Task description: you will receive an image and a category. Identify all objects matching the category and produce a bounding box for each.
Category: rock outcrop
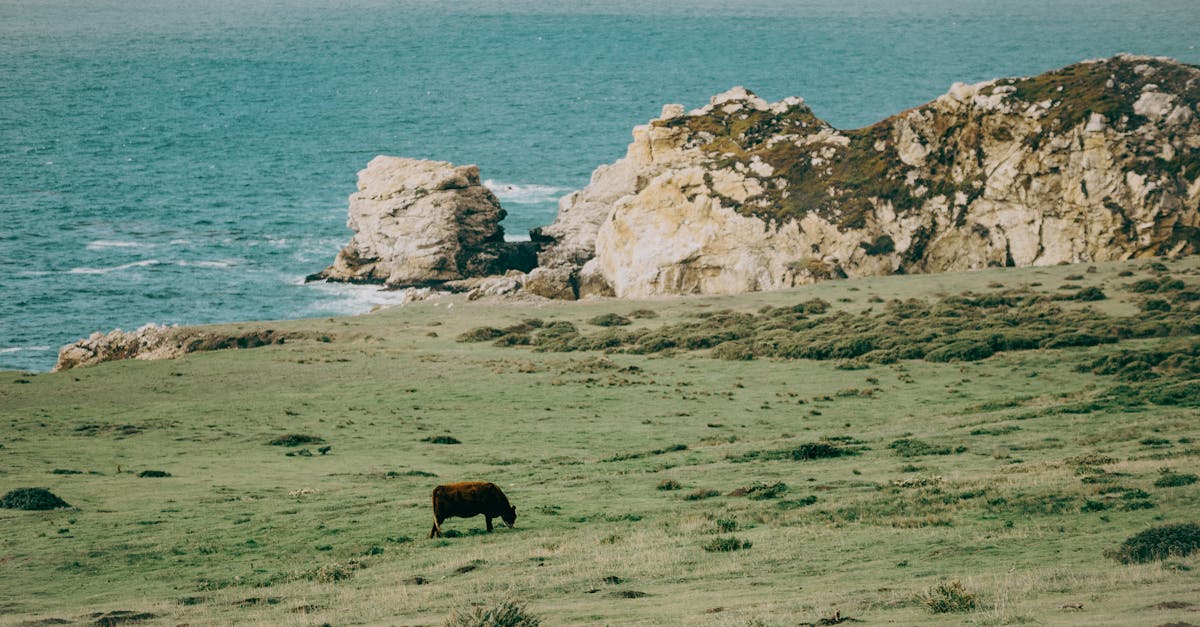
[54,324,293,371]
[533,55,1200,297]
[308,156,537,287]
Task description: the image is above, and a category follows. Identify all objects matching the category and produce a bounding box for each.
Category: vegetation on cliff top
[652,55,1200,231]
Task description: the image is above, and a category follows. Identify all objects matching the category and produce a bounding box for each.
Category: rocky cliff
[533,54,1200,298]
[308,156,536,287]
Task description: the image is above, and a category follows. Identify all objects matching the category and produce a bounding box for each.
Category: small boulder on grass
[1,487,71,510]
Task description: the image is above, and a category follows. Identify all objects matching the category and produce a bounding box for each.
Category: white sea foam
[302,280,440,315]
[484,180,566,205]
[68,259,161,274]
[86,240,153,251]
[503,233,532,242]
[177,260,238,268]
[0,345,51,354]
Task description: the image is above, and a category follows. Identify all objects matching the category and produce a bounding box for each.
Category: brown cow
[430,481,517,538]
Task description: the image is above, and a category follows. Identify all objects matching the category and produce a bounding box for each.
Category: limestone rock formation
[54,324,292,371]
[309,156,537,287]
[533,55,1200,298]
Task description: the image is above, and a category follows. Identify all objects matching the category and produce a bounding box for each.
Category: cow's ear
[511,506,517,512]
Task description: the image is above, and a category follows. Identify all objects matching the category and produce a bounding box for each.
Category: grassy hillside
[2,258,1199,626]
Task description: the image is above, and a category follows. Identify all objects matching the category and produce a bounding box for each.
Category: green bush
[588,313,632,327]
[746,482,788,500]
[684,489,720,501]
[268,434,324,447]
[1142,299,1172,313]
[1107,523,1200,563]
[457,327,507,342]
[1154,473,1198,488]
[889,438,953,457]
[444,599,541,627]
[920,580,977,613]
[1129,278,1161,293]
[925,340,994,362]
[1072,286,1107,301]
[656,479,682,491]
[1,488,71,510]
[627,309,659,319]
[702,536,752,552]
[711,341,755,360]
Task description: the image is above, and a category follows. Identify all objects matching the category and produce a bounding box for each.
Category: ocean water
[1,0,1197,372]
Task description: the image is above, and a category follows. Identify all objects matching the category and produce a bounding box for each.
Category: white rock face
[533,55,1200,298]
[311,156,531,286]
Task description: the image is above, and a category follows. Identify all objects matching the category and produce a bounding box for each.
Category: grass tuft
[702,536,752,552]
[444,599,541,627]
[920,580,977,613]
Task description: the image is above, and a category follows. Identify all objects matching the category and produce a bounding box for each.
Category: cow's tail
[430,487,443,538]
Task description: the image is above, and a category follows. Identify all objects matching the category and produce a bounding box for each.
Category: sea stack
[308,156,537,287]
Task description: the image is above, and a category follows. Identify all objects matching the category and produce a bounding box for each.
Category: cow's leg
[486,516,494,532]
[430,516,443,538]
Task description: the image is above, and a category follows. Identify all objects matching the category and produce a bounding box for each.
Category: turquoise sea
[1,0,1198,371]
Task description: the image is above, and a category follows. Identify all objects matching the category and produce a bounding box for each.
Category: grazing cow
[430,481,517,538]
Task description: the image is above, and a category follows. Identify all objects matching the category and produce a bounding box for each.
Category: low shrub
[1154,472,1199,488]
[711,341,755,361]
[920,580,977,613]
[656,479,682,491]
[1142,299,1172,313]
[889,438,954,457]
[137,470,171,478]
[444,599,541,627]
[735,442,856,462]
[746,482,788,500]
[457,327,507,342]
[268,434,324,447]
[628,309,659,319]
[588,313,632,327]
[1107,523,1200,563]
[422,435,461,445]
[702,536,751,552]
[924,340,994,362]
[1072,286,1107,301]
[684,489,720,501]
[1,487,71,510]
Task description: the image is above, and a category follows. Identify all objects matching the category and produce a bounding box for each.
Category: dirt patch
[1,488,71,511]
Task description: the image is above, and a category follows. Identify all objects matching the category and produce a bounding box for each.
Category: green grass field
[2,258,1199,626]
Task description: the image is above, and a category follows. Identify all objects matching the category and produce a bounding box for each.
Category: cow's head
[502,505,517,528]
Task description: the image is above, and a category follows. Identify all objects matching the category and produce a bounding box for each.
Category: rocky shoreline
[56,54,1200,369]
[309,53,1199,300]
